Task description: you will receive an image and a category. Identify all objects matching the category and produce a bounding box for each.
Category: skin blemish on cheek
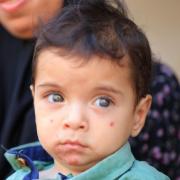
[49,119,54,123]
[110,121,114,127]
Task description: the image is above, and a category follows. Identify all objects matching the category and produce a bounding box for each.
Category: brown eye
[48,93,64,103]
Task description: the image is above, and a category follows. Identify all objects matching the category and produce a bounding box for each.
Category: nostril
[64,124,70,128]
[80,125,85,129]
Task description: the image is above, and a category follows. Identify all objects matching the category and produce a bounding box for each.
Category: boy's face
[32,50,151,174]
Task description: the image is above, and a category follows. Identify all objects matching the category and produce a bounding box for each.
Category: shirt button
[17,158,26,167]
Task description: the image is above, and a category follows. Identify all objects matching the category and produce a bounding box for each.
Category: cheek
[36,119,54,137]
[37,120,56,148]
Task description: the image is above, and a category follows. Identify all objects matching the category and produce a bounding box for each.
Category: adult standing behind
[0,0,64,179]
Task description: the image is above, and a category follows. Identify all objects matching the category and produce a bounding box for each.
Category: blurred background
[125,0,180,78]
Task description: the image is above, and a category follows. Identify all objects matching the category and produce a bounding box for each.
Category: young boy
[5,0,170,179]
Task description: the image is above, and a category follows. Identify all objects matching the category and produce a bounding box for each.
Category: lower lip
[0,0,27,13]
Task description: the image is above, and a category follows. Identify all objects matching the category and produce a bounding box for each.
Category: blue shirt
[5,142,170,180]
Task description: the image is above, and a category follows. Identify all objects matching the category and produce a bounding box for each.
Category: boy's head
[31,0,152,175]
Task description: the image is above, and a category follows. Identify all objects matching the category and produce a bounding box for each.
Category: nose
[63,103,88,131]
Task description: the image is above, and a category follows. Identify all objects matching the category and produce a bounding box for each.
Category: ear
[131,95,152,137]
[30,85,34,98]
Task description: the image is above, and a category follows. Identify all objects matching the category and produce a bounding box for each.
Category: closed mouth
[0,0,27,12]
[62,140,87,148]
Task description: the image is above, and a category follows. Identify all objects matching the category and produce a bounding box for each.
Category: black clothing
[0,26,38,179]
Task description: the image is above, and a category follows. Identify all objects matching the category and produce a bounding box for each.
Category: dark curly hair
[33,0,152,103]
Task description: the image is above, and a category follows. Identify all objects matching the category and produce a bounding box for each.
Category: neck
[39,166,57,179]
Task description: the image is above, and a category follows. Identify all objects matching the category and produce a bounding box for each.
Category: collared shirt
[5,141,170,180]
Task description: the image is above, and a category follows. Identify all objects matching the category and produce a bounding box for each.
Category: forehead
[35,50,135,100]
[35,49,132,80]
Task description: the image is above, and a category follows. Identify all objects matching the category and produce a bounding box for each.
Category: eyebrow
[36,83,62,89]
[94,85,123,96]
[36,83,123,96]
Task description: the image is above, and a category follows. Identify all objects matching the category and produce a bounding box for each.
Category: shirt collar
[72,142,135,180]
[5,142,135,180]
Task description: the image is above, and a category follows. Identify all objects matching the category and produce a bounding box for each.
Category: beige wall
[125,0,180,78]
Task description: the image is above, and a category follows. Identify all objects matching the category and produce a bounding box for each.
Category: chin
[10,28,33,39]
[65,157,82,166]
[4,21,34,39]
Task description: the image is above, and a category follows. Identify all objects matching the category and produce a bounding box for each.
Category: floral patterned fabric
[130,61,180,180]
